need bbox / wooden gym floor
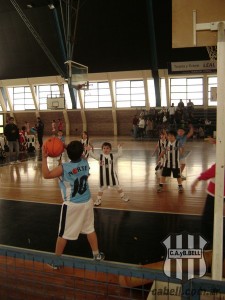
[0,136,219,264]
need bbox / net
[206,45,217,61]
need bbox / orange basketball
[43,137,64,157]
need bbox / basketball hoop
[206,45,217,61]
[74,82,89,90]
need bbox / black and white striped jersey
[89,147,122,187]
[163,140,180,169]
[80,138,90,159]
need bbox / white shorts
[58,199,94,240]
[180,157,186,165]
[98,185,122,192]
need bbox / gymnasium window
[63,84,81,109]
[146,78,167,107]
[147,79,156,107]
[115,80,145,108]
[170,77,203,106]
[208,76,217,106]
[8,87,35,111]
[84,82,111,109]
[36,85,61,110]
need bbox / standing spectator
[138,117,146,139]
[51,120,56,135]
[168,103,176,125]
[187,99,194,120]
[24,121,30,134]
[132,115,139,138]
[178,99,185,111]
[4,117,20,164]
[58,118,63,131]
[36,117,44,150]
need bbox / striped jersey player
[80,131,93,159]
[88,142,129,206]
[157,130,184,193]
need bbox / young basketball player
[87,142,129,206]
[152,130,167,175]
[157,130,183,193]
[191,163,225,251]
[80,131,93,160]
[176,124,193,180]
[42,140,105,267]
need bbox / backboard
[65,60,89,90]
[172,0,225,48]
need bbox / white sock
[92,250,99,256]
[120,192,125,198]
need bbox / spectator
[132,115,139,138]
[178,99,185,111]
[4,117,20,164]
[138,117,145,139]
[58,118,63,131]
[52,120,56,135]
[36,117,44,150]
[168,103,176,125]
[24,121,30,134]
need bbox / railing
[0,245,225,299]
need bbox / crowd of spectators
[132,99,215,139]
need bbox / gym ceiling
[0,0,208,81]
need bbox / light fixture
[27,4,33,8]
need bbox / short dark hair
[66,141,83,161]
[101,142,112,149]
[167,130,177,137]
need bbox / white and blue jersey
[176,134,187,148]
[59,159,90,203]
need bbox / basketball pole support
[212,22,225,281]
[193,12,225,281]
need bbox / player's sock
[120,192,125,198]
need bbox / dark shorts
[161,167,181,178]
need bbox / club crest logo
[162,232,207,282]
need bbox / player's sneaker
[47,263,62,270]
[155,163,161,171]
[178,185,184,193]
[93,252,105,261]
[94,198,102,206]
[157,185,163,192]
[181,175,186,181]
[121,195,129,202]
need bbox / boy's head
[66,141,83,161]
[167,130,177,142]
[177,127,185,137]
[81,131,88,139]
[101,142,112,155]
[8,117,14,123]
[57,130,63,137]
